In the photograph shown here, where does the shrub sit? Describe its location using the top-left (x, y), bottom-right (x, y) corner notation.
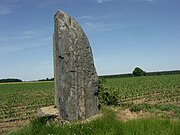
top-left (98, 79), bottom-right (118, 106)
top-left (133, 67), bottom-right (146, 76)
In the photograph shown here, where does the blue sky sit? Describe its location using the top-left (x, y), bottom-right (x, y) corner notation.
top-left (0, 0), bottom-right (180, 81)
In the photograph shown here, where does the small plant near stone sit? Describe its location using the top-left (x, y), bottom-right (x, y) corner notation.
top-left (98, 79), bottom-right (118, 106)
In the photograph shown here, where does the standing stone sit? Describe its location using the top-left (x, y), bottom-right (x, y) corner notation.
top-left (53, 10), bottom-right (99, 121)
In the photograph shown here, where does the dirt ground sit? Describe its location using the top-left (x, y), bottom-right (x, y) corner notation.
top-left (0, 120), bottom-right (29, 134)
top-left (114, 108), bottom-right (152, 122)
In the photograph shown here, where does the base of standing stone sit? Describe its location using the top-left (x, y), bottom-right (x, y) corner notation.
top-left (37, 105), bottom-right (102, 124)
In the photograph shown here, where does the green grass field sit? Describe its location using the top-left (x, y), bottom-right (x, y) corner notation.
top-left (8, 107), bottom-right (180, 135)
top-left (0, 74), bottom-right (180, 134)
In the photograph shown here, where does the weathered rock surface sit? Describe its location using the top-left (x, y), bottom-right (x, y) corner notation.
top-left (37, 105), bottom-right (66, 123)
top-left (37, 106), bottom-right (59, 118)
top-left (53, 10), bottom-right (99, 121)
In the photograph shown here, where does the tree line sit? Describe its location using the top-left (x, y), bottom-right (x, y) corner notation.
top-left (1, 68), bottom-right (180, 83)
top-left (0, 78), bottom-right (22, 83)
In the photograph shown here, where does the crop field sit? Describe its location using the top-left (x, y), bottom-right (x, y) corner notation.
top-left (0, 74), bottom-right (180, 134)
top-left (0, 81), bottom-right (54, 133)
top-left (101, 74), bottom-right (180, 106)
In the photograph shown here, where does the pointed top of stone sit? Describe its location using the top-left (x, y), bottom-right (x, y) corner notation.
top-left (55, 10), bottom-right (65, 16)
top-left (54, 10), bottom-right (69, 20)
top-left (54, 10), bottom-right (75, 29)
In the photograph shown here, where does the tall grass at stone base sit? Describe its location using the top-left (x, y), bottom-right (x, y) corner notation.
top-left (9, 107), bottom-right (180, 135)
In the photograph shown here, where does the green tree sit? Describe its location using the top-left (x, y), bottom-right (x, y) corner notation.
top-left (133, 67), bottom-right (146, 76)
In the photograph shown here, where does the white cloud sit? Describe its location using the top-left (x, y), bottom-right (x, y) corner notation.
top-left (0, 0), bottom-right (18, 15)
top-left (0, 30), bottom-right (35, 41)
top-left (79, 14), bottom-right (127, 34)
top-left (0, 41), bottom-right (49, 54)
top-left (144, 0), bottom-right (155, 2)
top-left (23, 30), bottom-right (37, 39)
top-left (0, 46), bottom-right (23, 54)
top-left (34, 0), bottom-right (58, 8)
top-left (24, 30), bottom-right (35, 35)
top-left (78, 14), bottom-right (119, 21)
top-left (78, 16), bottom-right (95, 20)
top-left (0, 29), bottom-right (52, 54)
top-left (41, 61), bottom-right (49, 65)
top-left (97, 0), bottom-right (113, 3)
top-left (0, 8), bottom-right (11, 15)
top-left (84, 22), bottom-right (94, 27)
top-left (0, 29), bottom-right (51, 41)
top-left (82, 21), bottom-right (131, 34)
top-left (0, 35), bottom-right (30, 41)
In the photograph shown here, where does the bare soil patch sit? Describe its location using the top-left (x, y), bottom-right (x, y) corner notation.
top-left (0, 120), bottom-right (29, 134)
top-left (113, 108), bottom-right (152, 122)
